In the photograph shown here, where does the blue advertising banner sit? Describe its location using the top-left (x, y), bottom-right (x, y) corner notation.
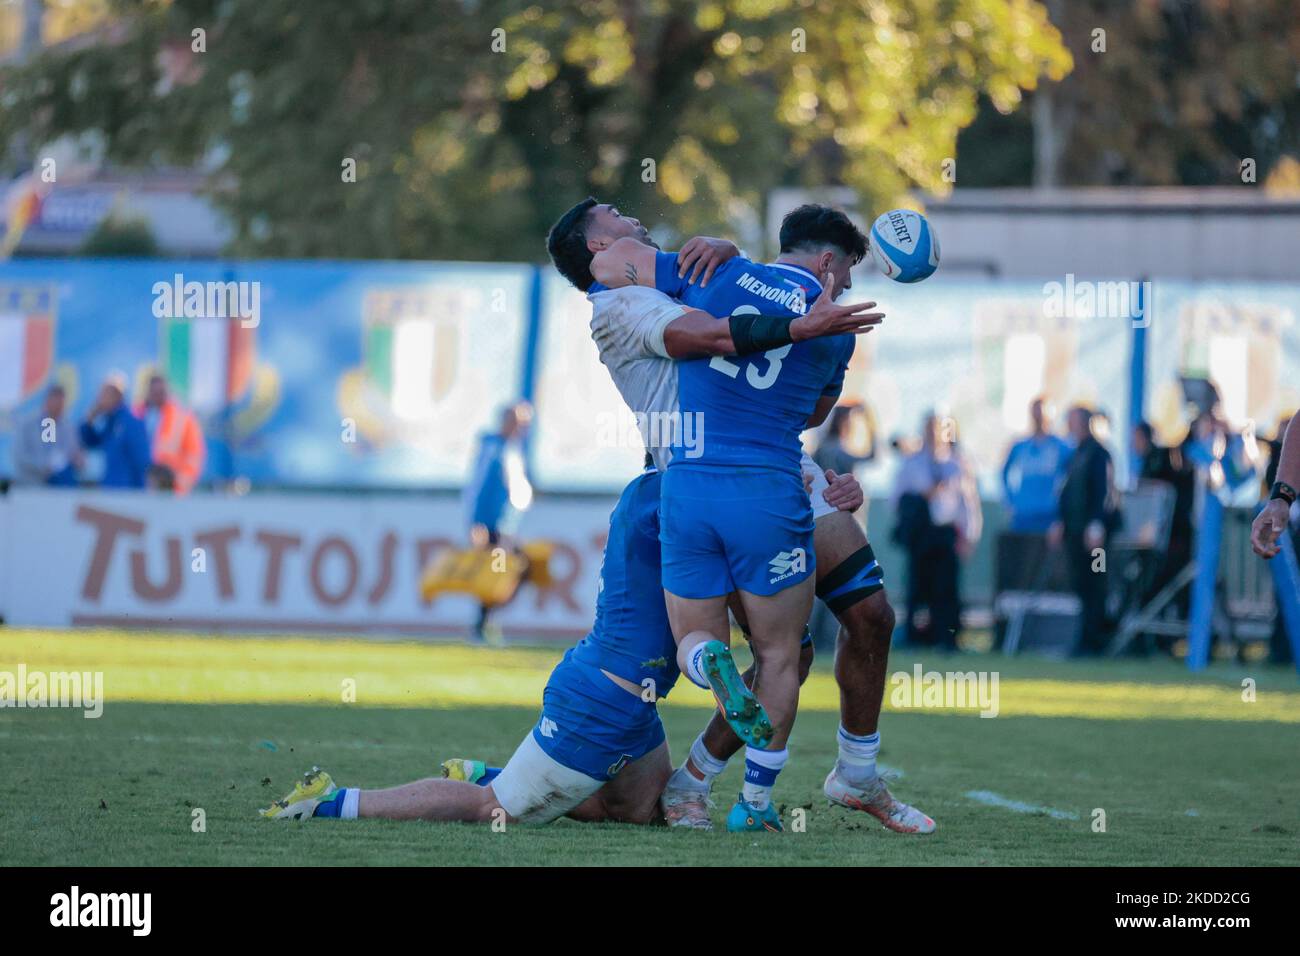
top-left (0, 259), bottom-right (531, 489)
top-left (1, 260), bottom-right (1295, 495)
top-left (834, 276), bottom-right (1136, 495)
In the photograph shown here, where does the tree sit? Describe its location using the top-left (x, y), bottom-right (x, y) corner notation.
top-left (0, 0), bottom-right (1071, 260)
top-left (957, 0), bottom-right (1300, 188)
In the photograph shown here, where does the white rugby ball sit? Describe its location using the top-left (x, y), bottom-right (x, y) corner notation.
top-left (868, 209), bottom-right (939, 283)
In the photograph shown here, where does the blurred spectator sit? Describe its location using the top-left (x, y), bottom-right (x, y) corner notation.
top-left (79, 372), bottom-right (151, 489)
top-left (812, 402), bottom-right (876, 477)
top-left (13, 384), bottom-right (80, 487)
top-left (1133, 421), bottom-right (1179, 484)
top-left (891, 412), bottom-right (982, 651)
top-left (464, 401), bottom-right (535, 642)
top-left (1183, 403), bottom-right (1259, 498)
top-left (1133, 420), bottom-right (1195, 615)
top-left (1049, 406), bottom-right (1117, 656)
top-left (1001, 397), bottom-right (1070, 532)
top-left (134, 372), bottom-right (206, 494)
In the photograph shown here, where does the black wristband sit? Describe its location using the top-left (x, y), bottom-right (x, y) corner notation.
top-left (728, 312), bottom-right (797, 355)
top-left (1271, 481), bottom-right (1298, 505)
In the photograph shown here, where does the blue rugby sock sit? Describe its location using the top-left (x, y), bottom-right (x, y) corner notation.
top-left (312, 789), bottom-right (347, 818)
top-left (741, 746), bottom-right (788, 811)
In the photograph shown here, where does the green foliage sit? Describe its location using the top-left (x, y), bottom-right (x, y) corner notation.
top-left (958, 0), bottom-right (1300, 188)
top-left (0, 0), bottom-right (1071, 260)
top-left (1052, 0), bottom-right (1300, 186)
top-left (79, 212), bottom-right (160, 257)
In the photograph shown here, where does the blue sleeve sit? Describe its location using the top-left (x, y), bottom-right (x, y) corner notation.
top-left (1002, 441), bottom-right (1021, 495)
top-left (79, 420), bottom-right (104, 448)
top-left (654, 251), bottom-right (689, 301)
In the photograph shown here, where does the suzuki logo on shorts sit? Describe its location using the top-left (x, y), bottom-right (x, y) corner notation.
top-left (768, 547), bottom-right (808, 584)
top-left (539, 717), bottom-right (558, 738)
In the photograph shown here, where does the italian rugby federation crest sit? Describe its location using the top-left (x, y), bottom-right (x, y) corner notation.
top-left (158, 315), bottom-right (257, 416)
top-left (0, 284), bottom-right (55, 412)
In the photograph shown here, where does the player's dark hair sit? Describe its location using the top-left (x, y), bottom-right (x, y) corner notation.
top-left (779, 204), bottom-right (868, 263)
top-left (546, 197), bottom-right (600, 291)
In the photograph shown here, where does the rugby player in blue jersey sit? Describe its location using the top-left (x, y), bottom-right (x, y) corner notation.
top-left (606, 210), bottom-right (857, 830)
top-left (582, 203), bottom-right (934, 834)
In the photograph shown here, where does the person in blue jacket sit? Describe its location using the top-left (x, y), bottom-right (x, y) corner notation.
top-left (1002, 397), bottom-right (1071, 533)
top-left (79, 372), bottom-right (151, 489)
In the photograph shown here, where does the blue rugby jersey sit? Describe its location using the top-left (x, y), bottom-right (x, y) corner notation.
top-left (655, 253), bottom-right (854, 475)
top-left (567, 469), bottom-right (680, 697)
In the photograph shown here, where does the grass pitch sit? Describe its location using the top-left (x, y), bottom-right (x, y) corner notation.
top-left (2, 628), bottom-right (1298, 866)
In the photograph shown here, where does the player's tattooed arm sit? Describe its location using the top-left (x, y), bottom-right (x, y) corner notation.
top-left (590, 237), bottom-right (658, 289)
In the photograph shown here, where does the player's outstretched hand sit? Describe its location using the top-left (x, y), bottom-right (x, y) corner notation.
top-left (677, 236), bottom-right (739, 287)
top-left (822, 469), bottom-right (864, 513)
top-left (1251, 499), bottom-right (1288, 558)
top-left (791, 272), bottom-right (884, 341)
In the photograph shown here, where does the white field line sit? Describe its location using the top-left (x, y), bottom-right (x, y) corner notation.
top-left (964, 789), bottom-right (1079, 821)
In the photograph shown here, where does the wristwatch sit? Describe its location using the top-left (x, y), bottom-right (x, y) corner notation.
top-left (1270, 480), bottom-right (1298, 505)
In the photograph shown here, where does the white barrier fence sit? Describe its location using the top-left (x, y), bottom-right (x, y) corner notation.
top-left (0, 488), bottom-right (616, 640)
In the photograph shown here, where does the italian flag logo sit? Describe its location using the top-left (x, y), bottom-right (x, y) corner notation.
top-left (160, 315), bottom-right (256, 416)
top-left (0, 285), bottom-right (55, 412)
top-left (362, 291), bottom-right (459, 422)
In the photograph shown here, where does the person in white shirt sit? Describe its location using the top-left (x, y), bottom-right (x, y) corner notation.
top-left (891, 411), bottom-right (982, 651)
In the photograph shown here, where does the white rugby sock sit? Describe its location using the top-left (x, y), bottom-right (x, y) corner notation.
top-left (836, 726), bottom-right (880, 786)
top-left (340, 787), bottom-right (360, 820)
top-left (683, 642), bottom-right (712, 690)
top-left (669, 733), bottom-right (729, 793)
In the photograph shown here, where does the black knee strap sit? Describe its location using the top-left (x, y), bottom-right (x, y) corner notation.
top-left (816, 544), bottom-right (884, 614)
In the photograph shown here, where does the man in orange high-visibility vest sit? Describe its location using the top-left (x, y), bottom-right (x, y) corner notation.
top-left (135, 373), bottom-right (206, 494)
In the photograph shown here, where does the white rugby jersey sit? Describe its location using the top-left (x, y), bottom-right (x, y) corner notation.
top-left (587, 285), bottom-right (685, 472)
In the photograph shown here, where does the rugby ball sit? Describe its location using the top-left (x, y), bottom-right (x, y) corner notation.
top-left (868, 209), bottom-right (939, 283)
